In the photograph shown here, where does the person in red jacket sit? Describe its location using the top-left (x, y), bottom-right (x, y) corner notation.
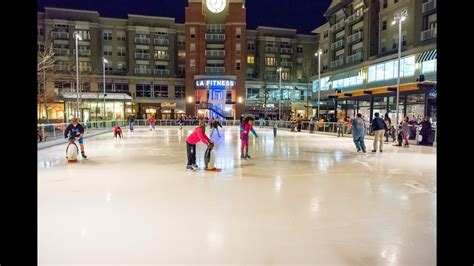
top-left (186, 119), bottom-right (213, 170)
top-left (113, 124), bottom-right (123, 139)
top-left (147, 115), bottom-right (156, 131)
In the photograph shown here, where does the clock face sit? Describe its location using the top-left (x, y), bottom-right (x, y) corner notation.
top-left (206, 0), bottom-right (226, 13)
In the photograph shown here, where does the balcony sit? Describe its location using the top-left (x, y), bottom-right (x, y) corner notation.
top-left (53, 48), bottom-right (69, 56)
top-left (207, 24), bottom-right (226, 33)
top-left (51, 31), bottom-right (69, 39)
top-left (280, 47), bottom-right (293, 53)
top-left (331, 20), bottom-right (345, 32)
top-left (264, 74), bottom-right (278, 81)
top-left (154, 69), bottom-right (170, 76)
top-left (135, 68), bottom-right (151, 75)
top-left (347, 12), bottom-right (363, 24)
top-left (154, 38), bottom-right (170, 46)
top-left (205, 50), bottom-right (225, 57)
top-left (346, 52), bottom-right (362, 64)
top-left (134, 37), bottom-right (150, 44)
top-left (330, 58), bottom-right (344, 68)
top-left (421, 28), bottom-right (437, 41)
top-left (79, 66), bottom-right (92, 73)
top-left (205, 34), bottom-right (225, 42)
top-left (154, 54), bottom-right (170, 60)
top-left (54, 65), bottom-right (70, 71)
top-left (265, 47), bottom-right (278, 53)
top-left (135, 53), bottom-right (150, 60)
top-left (74, 49), bottom-right (91, 57)
top-left (422, 0), bottom-right (436, 13)
top-left (331, 39), bottom-right (344, 50)
top-left (281, 61), bottom-right (292, 67)
top-left (205, 67), bottom-right (225, 73)
top-left (347, 31), bottom-right (363, 44)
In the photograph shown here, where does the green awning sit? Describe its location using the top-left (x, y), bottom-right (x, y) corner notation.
top-left (329, 69), bottom-right (361, 81)
top-left (416, 49), bottom-right (437, 63)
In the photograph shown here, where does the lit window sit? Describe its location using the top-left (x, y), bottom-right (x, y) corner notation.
top-left (422, 59), bottom-right (437, 74)
top-left (247, 55), bottom-right (254, 64)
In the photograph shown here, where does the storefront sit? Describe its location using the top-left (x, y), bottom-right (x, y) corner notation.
top-left (62, 92), bottom-right (132, 122)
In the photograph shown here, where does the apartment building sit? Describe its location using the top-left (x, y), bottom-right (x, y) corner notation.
top-left (310, 0), bottom-right (437, 123)
top-left (37, 1), bottom-right (319, 122)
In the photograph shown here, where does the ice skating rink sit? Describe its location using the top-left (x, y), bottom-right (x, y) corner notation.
top-left (38, 126), bottom-right (436, 265)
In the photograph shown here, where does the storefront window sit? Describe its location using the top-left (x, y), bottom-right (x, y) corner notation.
top-left (368, 55), bottom-right (416, 82)
top-left (422, 59), bottom-right (437, 74)
top-left (312, 77), bottom-right (330, 92)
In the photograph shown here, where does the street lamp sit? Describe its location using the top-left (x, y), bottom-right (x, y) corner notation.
top-left (315, 49), bottom-right (322, 119)
top-left (392, 10), bottom-right (407, 131)
top-left (102, 57), bottom-right (108, 120)
top-left (277, 67), bottom-right (283, 120)
top-left (74, 32), bottom-right (82, 119)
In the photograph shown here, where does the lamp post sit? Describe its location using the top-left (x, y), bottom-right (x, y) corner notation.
top-left (102, 57), bottom-right (108, 120)
top-left (74, 32), bottom-right (82, 119)
top-left (277, 67), bottom-right (283, 120)
top-left (315, 49), bottom-right (322, 119)
top-left (392, 10), bottom-right (407, 130)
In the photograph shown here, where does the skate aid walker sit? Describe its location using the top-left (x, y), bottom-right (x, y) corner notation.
top-left (204, 142), bottom-right (220, 171)
top-left (66, 136), bottom-right (79, 163)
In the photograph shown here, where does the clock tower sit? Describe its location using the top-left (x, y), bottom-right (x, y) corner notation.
top-left (184, 0), bottom-right (246, 120)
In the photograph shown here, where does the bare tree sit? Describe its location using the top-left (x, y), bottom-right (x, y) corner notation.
top-left (37, 36), bottom-right (56, 123)
top-left (301, 57), bottom-right (314, 119)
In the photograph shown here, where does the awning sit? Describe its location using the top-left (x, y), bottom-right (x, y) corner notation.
top-left (329, 69), bottom-right (361, 81)
top-left (328, 81), bottom-right (437, 99)
top-left (416, 49), bottom-right (437, 63)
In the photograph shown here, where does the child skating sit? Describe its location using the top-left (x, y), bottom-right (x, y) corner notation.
top-left (186, 120), bottom-right (213, 171)
top-left (240, 116), bottom-right (258, 159)
top-left (113, 124), bottom-right (123, 139)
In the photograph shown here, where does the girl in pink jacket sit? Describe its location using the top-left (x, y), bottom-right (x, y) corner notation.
top-left (186, 120), bottom-right (213, 170)
top-left (240, 116), bottom-right (259, 159)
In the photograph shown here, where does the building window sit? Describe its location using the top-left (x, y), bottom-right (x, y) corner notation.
top-left (117, 47), bottom-right (126, 57)
top-left (247, 67), bottom-right (254, 77)
top-left (136, 84), bottom-right (152, 97)
top-left (178, 35), bottom-right (185, 46)
top-left (190, 59), bottom-right (195, 71)
top-left (297, 46), bottom-right (303, 54)
top-left (383, 0), bottom-right (387, 8)
top-left (190, 43), bottom-right (195, 55)
top-left (38, 27), bottom-right (44, 36)
top-left (190, 27), bottom-right (195, 38)
top-left (297, 68), bottom-right (303, 80)
top-left (246, 88), bottom-right (260, 99)
top-left (178, 64), bottom-right (185, 76)
top-left (117, 62), bottom-right (127, 72)
top-left (114, 84), bottom-right (129, 93)
top-left (103, 46), bottom-right (112, 56)
top-left (117, 31), bottom-right (126, 41)
top-left (368, 55), bottom-right (415, 82)
top-left (236, 60), bottom-right (241, 71)
top-left (175, 86), bottom-right (185, 98)
top-left (382, 20), bottom-right (387, 31)
top-left (154, 50), bottom-right (168, 60)
top-left (266, 56), bottom-right (276, 66)
top-left (79, 61), bottom-right (91, 72)
top-left (236, 43), bottom-right (241, 55)
top-left (394, 0), bottom-right (399, 3)
top-left (247, 55), bottom-right (255, 64)
top-left (422, 59), bottom-right (436, 74)
top-left (153, 85), bottom-right (168, 98)
top-left (236, 27), bottom-right (241, 39)
top-left (247, 41), bottom-right (255, 51)
top-left (104, 62), bottom-right (113, 71)
top-left (103, 31), bottom-right (112, 41)
top-left (324, 31), bottom-right (328, 38)
top-left (281, 71), bottom-right (290, 81)
top-left (76, 30), bottom-right (90, 40)
top-left (38, 44), bottom-right (44, 52)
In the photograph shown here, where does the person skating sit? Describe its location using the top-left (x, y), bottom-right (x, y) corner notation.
top-left (147, 115), bottom-right (156, 131)
top-left (113, 124), bottom-right (123, 139)
top-left (186, 120), bottom-right (213, 171)
top-left (64, 117), bottom-right (87, 158)
top-left (210, 118), bottom-right (223, 138)
top-left (383, 113), bottom-right (393, 143)
top-left (127, 114), bottom-right (135, 132)
top-left (272, 118), bottom-right (278, 138)
top-left (352, 113), bottom-right (367, 153)
top-left (337, 115), bottom-right (344, 137)
top-left (240, 116), bottom-right (259, 159)
top-left (371, 112), bottom-right (388, 153)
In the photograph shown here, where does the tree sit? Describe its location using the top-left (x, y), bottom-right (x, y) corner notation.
top-left (37, 36), bottom-right (56, 123)
top-left (300, 56), bottom-right (315, 119)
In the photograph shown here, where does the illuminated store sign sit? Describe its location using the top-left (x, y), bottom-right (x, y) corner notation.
top-left (195, 79), bottom-right (236, 87)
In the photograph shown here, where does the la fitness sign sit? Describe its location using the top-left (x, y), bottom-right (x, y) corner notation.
top-left (195, 79), bottom-right (236, 87)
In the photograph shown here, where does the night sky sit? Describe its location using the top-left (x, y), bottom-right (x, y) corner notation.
top-left (37, 0), bottom-right (332, 33)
